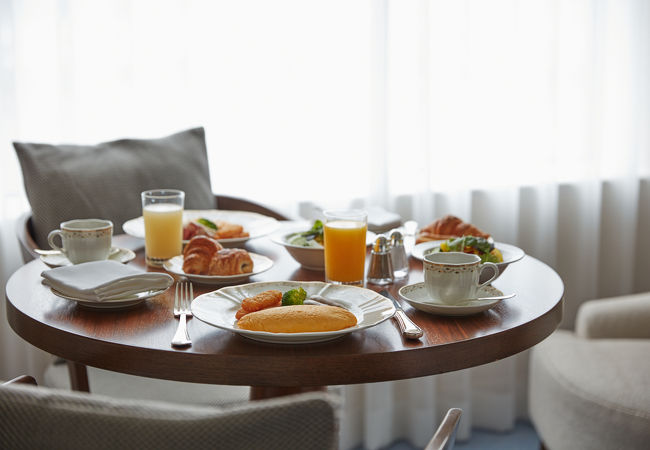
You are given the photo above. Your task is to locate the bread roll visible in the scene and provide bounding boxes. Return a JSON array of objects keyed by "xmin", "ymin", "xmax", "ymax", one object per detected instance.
[{"xmin": 236, "ymin": 305, "xmax": 357, "ymax": 333}]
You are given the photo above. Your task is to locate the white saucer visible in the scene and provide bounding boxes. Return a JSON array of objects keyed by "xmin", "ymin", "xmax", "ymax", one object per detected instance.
[
  {"xmin": 398, "ymin": 283, "xmax": 511, "ymax": 316},
  {"xmin": 40, "ymin": 247, "xmax": 136, "ymax": 268},
  {"xmin": 49, "ymin": 286, "xmax": 166, "ymax": 310}
]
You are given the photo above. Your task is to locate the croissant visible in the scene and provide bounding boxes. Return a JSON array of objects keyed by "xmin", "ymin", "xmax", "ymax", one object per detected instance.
[
  {"xmin": 416, "ymin": 215, "xmax": 491, "ymax": 244},
  {"xmin": 208, "ymin": 248, "xmax": 254, "ymax": 275},
  {"xmin": 182, "ymin": 235, "xmax": 223, "ymax": 258}
]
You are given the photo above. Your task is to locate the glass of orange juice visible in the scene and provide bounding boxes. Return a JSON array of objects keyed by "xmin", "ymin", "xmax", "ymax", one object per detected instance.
[
  {"xmin": 323, "ymin": 209, "xmax": 368, "ymax": 286},
  {"xmin": 141, "ymin": 189, "xmax": 185, "ymax": 267}
]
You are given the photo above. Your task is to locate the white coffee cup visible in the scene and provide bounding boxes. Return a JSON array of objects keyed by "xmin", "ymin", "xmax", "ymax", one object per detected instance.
[
  {"xmin": 47, "ymin": 219, "xmax": 113, "ymax": 264},
  {"xmin": 423, "ymin": 252, "xmax": 499, "ymax": 304}
]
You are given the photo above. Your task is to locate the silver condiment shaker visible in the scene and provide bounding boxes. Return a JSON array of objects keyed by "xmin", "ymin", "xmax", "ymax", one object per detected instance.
[
  {"xmin": 390, "ymin": 230, "xmax": 409, "ymax": 280},
  {"xmin": 367, "ymin": 236, "xmax": 394, "ymax": 285}
]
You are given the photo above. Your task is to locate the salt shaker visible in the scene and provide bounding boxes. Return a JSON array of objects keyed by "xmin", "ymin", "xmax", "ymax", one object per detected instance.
[
  {"xmin": 367, "ymin": 236, "xmax": 394, "ymax": 285},
  {"xmin": 390, "ymin": 231, "xmax": 409, "ymax": 280}
]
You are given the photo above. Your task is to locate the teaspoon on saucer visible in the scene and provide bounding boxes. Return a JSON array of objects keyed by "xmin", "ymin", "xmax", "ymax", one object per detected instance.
[{"xmin": 422, "ymin": 293, "xmax": 516, "ymax": 306}]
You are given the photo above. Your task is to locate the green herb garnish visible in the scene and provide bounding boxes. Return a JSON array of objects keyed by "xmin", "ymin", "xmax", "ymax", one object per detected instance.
[{"xmin": 197, "ymin": 218, "xmax": 218, "ymax": 230}]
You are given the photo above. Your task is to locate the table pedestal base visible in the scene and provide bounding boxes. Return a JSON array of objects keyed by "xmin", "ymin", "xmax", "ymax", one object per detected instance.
[{"xmin": 67, "ymin": 361, "xmax": 90, "ymax": 392}]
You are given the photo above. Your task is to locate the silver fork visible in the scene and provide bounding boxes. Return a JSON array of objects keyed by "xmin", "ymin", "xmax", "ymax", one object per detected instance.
[{"xmin": 171, "ymin": 279, "xmax": 193, "ymax": 348}]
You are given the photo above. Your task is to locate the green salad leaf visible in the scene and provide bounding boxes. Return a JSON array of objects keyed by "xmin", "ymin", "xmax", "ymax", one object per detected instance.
[
  {"xmin": 441, "ymin": 236, "xmax": 500, "ymax": 263},
  {"xmin": 446, "ymin": 236, "xmax": 493, "ymax": 254},
  {"xmin": 286, "ymin": 220, "xmax": 324, "ymax": 247},
  {"xmin": 481, "ymin": 252, "xmax": 501, "ymax": 264}
]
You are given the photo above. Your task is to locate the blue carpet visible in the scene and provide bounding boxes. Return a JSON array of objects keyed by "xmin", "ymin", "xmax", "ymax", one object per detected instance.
[{"xmin": 371, "ymin": 420, "xmax": 540, "ymax": 450}]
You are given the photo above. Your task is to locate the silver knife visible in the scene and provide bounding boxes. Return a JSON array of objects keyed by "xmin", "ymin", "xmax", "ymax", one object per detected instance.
[{"xmin": 379, "ymin": 289, "xmax": 424, "ymax": 340}]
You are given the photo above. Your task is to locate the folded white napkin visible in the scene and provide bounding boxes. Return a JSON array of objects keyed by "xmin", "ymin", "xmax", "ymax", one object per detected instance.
[
  {"xmin": 366, "ymin": 206, "xmax": 402, "ymax": 233},
  {"xmin": 41, "ymin": 260, "xmax": 174, "ymax": 302}
]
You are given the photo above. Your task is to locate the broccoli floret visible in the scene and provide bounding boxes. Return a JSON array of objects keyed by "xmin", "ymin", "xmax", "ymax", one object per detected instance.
[{"xmin": 282, "ymin": 287, "xmax": 307, "ymax": 306}]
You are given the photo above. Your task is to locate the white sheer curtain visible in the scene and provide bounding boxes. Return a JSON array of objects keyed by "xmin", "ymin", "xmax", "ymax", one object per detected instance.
[{"xmin": 1, "ymin": 0, "xmax": 649, "ymax": 448}]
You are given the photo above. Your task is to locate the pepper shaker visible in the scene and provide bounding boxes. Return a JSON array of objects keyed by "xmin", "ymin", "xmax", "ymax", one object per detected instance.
[
  {"xmin": 367, "ymin": 236, "xmax": 394, "ymax": 285},
  {"xmin": 390, "ymin": 231, "xmax": 409, "ymax": 280}
]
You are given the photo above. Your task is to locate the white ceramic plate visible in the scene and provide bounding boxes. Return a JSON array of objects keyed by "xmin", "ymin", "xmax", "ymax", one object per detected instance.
[
  {"xmin": 191, "ymin": 281, "xmax": 396, "ymax": 344},
  {"xmin": 270, "ymin": 223, "xmax": 377, "ymax": 271},
  {"xmin": 399, "ymin": 283, "xmax": 511, "ymax": 316},
  {"xmin": 122, "ymin": 210, "xmax": 280, "ymax": 247},
  {"xmin": 411, "ymin": 240, "xmax": 525, "ymax": 282},
  {"xmin": 40, "ymin": 247, "xmax": 136, "ymax": 269},
  {"xmin": 163, "ymin": 253, "xmax": 274, "ymax": 285},
  {"xmin": 50, "ymin": 287, "xmax": 167, "ymax": 310}
]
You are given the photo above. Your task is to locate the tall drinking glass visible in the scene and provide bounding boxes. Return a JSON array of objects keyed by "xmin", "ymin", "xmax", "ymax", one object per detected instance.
[
  {"xmin": 141, "ymin": 189, "xmax": 185, "ymax": 267},
  {"xmin": 323, "ymin": 209, "xmax": 367, "ymax": 286}
]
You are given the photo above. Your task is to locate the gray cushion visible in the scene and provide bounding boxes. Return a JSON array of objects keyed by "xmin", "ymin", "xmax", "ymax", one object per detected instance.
[
  {"xmin": 0, "ymin": 383, "xmax": 339, "ymax": 450},
  {"xmin": 529, "ymin": 330, "xmax": 650, "ymax": 450},
  {"xmin": 14, "ymin": 127, "xmax": 215, "ymax": 249}
]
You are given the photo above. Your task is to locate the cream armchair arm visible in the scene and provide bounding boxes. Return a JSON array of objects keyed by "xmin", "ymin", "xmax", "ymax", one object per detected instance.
[{"xmin": 575, "ymin": 292, "xmax": 650, "ymax": 339}]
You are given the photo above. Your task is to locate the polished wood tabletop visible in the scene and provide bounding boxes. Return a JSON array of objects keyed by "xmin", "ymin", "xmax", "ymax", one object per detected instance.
[{"xmin": 5, "ymin": 229, "xmax": 563, "ymax": 399}]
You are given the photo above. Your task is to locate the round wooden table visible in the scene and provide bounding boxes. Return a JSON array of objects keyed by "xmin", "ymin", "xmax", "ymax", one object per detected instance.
[{"xmin": 5, "ymin": 233, "xmax": 563, "ymax": 400}]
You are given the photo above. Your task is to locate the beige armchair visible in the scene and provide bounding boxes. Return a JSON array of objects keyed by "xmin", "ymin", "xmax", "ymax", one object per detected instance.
[
  {"xmin": 1, "ymin": 376, "xmax": 462, "ymax": 450},
  {"xmin": 529, "ymin": 293, "xmax": 650, "ymax": 450},
  {"xmin": 0, "ymin": 376, "xmax": 338, "ymax": 450}
]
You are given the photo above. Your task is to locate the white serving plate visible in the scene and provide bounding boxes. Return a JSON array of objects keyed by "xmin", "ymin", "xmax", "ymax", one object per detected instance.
[
  {"xmin": 191, "ymin": 281, "xmax": 396, "ymax": 344},
  {"xmin": 123, "ymin": 210, "xmax": 279, "ymax": 247}
]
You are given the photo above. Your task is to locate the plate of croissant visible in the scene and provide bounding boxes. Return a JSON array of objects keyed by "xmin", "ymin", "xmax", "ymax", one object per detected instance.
[
  {"xmin": 412, "ymin": 215, "xmax": 525, "ymax": 282},
  {"xmin": 163, "ymin": 236, "xmax": 273, "ymax": 285}
]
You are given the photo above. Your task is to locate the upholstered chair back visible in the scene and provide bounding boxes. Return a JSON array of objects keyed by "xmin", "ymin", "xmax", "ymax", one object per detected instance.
[
  {"xmin": 14, "ymin": 127, "xmax": 215, "ymax": 249},
  {"xmin": 0, "ymin": 382, "xmax": 339, "ymax": 450}
]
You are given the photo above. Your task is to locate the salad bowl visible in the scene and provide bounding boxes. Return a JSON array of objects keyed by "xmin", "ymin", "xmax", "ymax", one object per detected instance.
[
  {"xmin": 271, "ymin": 233, "xmax": 326, "ymax": 271},
  {"xmin": 271, "ymin": 222, "xmax": 376, "ymax": 271}
]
